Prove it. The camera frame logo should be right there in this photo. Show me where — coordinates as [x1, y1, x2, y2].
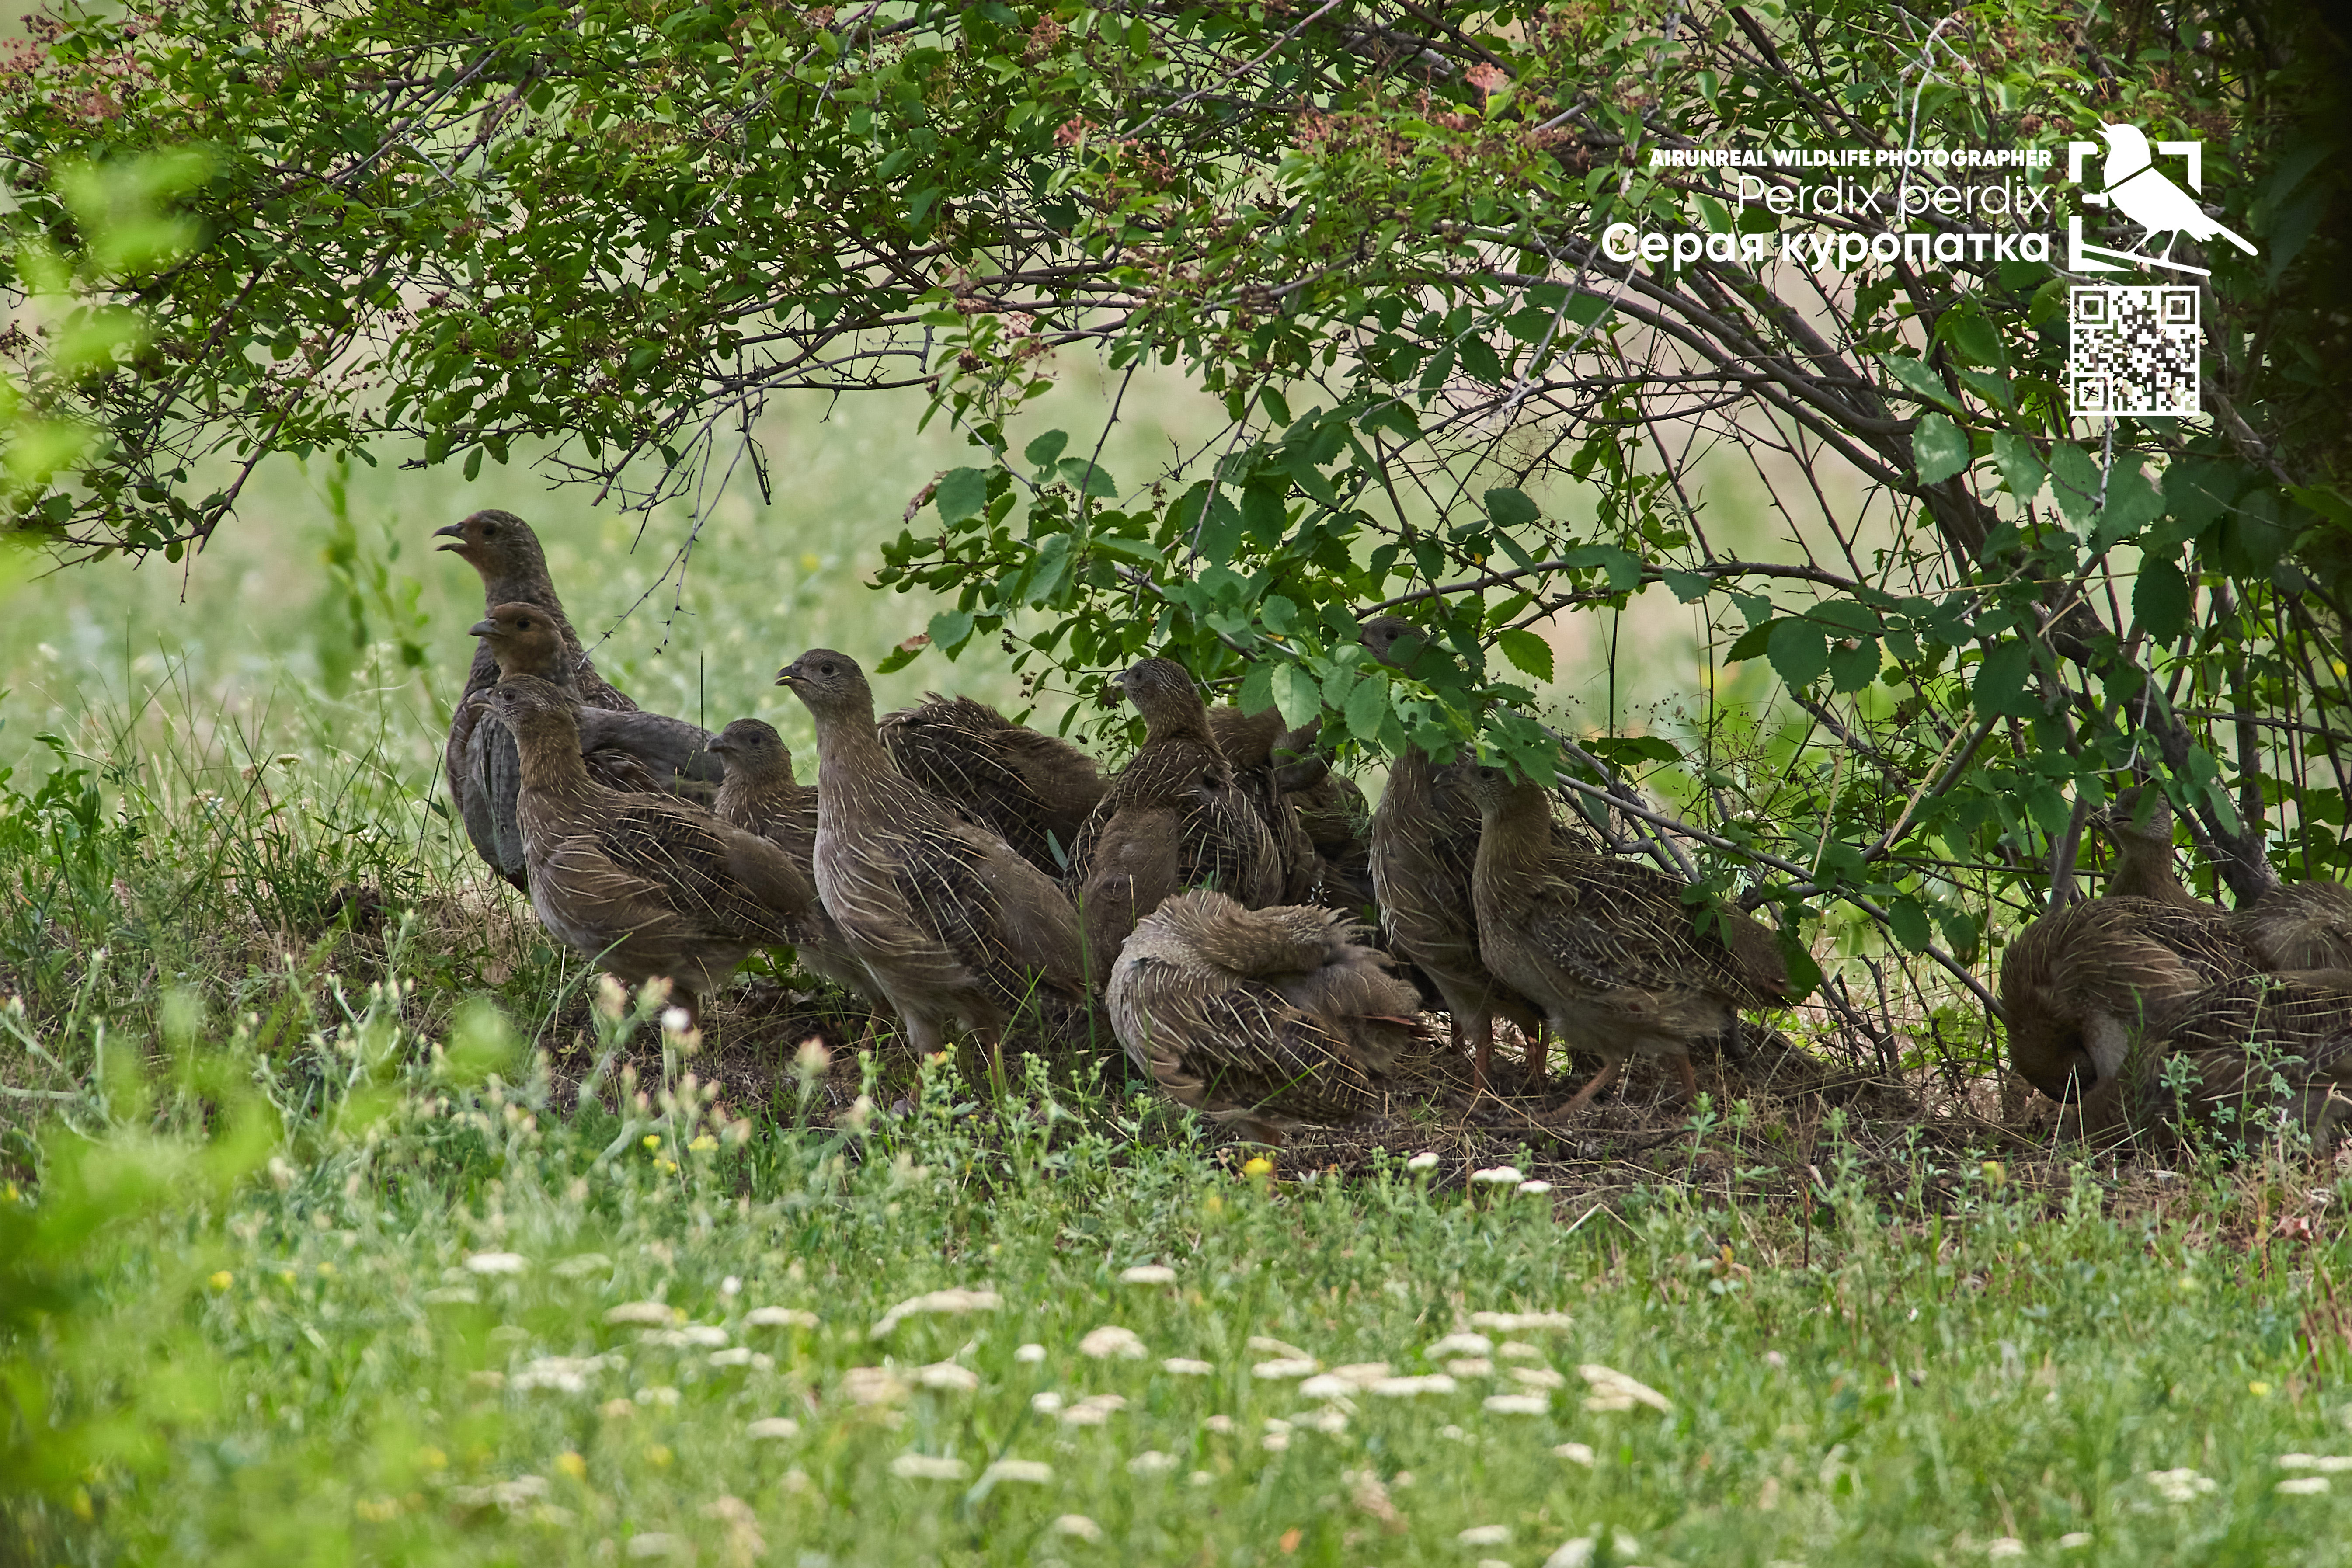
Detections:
[2062, 124, 2253, 419]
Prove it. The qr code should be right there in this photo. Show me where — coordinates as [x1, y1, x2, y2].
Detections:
[2069, 286, 2199, 417]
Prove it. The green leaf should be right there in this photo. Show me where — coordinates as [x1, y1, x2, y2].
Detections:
[1483, 487, 1540, 531]
[1343, 669, 1390, 737]
[1240, 483, 1288, 546]
[1661, 570, 1710, 603]
[1911, 414, 1969, 484]
[1884, 355, 1962, 414]
[1056, 456, 1118, 497]
[2100, 460, 2165, 539]
[1725, 618, 1777, 664]
[2046, 442, 2101, 530]
[1765, 619, 1829, 689]
[927, 609, 974, 653]
[1584, 734, 1680, 766]
[1238, 660, 1278, 719]
[1826, 636, 1881, 693]
[1495, 627, 1554, 682]
[1971, 639, 2036, 719]
[934, 467, 991, 524]
[1259, 386, 1292, 427]
[1940, 309, 2005, 369]
[1886, 895, 1933, 953]
[463, 446, 483, 482]
[1023, 429, 1070, 470]
[2133, 557, 2192, 642]
[874, 641, 925, 674]
[1273, 662, 1322, 729]
[1990, 433, 2046, 504]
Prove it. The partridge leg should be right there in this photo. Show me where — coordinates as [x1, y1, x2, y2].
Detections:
[1550, 1057, 1625, 1120]
[1671, 1052, 1698, 1102]
[1472, 1015, 1495, 1099]
[1523, 1024, 1548, 1094]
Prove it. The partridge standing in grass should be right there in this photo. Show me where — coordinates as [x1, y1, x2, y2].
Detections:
[1108, 889, 1423, 1144]
[438, 509, 637, 890]
[877, 693, 1105, 875]
[1207, 704, 1322, 903]
[778, 650, 1090, 1078]
[1360, 615, 1553, 1095]
[1068, 659, 1284, 981]
[467, 601, 721, 793]
[1459, 761, 1792, 1116]
[485, 677, 818, 1034]
[707, 717, 890, 1011]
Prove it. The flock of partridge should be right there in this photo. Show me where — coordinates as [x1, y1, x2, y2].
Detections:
[434, 510, 1794, 1141]
[434, 508, 2352, 1151]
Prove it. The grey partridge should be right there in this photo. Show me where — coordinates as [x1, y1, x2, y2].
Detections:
[438, 510, 637, 890]
[1459, 761, 1792, 1116]
[877, 693, 1105, 875]
[777, 649, 1091, 1078]
[484, 676, 818, 1033]
[1108, 889, 1422, 1144]
[1207, 703, 1322, 903]
[706, 717, 890, 1011]
[1068, 659, 1284, 982]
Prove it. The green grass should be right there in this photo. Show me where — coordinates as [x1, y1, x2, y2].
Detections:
[8, 984, 2352, 1568]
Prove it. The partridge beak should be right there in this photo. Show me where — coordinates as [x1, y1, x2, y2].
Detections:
[433, 522, 467, 552]
[774, 666, 799, 688]
[467, 617, 498, 638]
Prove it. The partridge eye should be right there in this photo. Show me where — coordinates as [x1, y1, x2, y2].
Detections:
[482, 524, 499, 536]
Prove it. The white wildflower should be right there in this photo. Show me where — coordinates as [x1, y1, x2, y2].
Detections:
[747, 1418, 799, 1439]
[1203, 1415, 1235, 1434]
[1447, 1359, 1496, 1378]
[1512, 1367, 1567, 1390]
[1987, 1539, 2027, 1558]
[914, 1361, 981, 1392]
[633, 1386, 681, 1407]
[605, 1302, 679, 1327]
[1578, 1364, 1671, 1412]
[1015, 1343, 1047, 1364]
[2057, 1533, 2093, 1550]
[1427, 1333, 1493, 1359]
[1406, 1151, 1440, 1172]
[1079, 1325, 1148, 1360]
[641, 1325, 728, 1349]
[1031, 1392, 1065, 1415]
[890, 1454, 968, 1481]
[1553, 1442, 1596, 1465]
[1370, 1374, 1458, 1397]
[2278, 1476, 2331, 1495]
[1469, 1165, 1525, 1186]
[1128, 1451, 1179, 1476]
[1484, 1394, 1551, 1415]
[1051, 1515, 1104, 1542]
[1246, 1335, 1310, 1358]
[1118, 1264, 1178, 1285]
[983, 1459, 1054, 1484]
[625, 1533, 685, 1558]
[1458, 1524, 1512, 1546]
[1262, 1429, 1291, 1453]
[743, 1307, 818, 1329]
[1472, 1311, 1574, 1332]
[551, 1254, 612, 1279]
[870, 1288, 1003, 1338]
[1162, 1357, 1215, 1376]
[512, 1356, 610, 1394]
[707, 1347, 756, 1368]
[841, 1367, 909, 1406]
[1520, 1180, 1555, 1195]
[1252, 1358, 1319, 1380]
[1060, 1394, 1127, 1427]
[2146, 1468, 2218, 1502]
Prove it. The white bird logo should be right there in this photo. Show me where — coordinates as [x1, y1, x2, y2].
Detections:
[2095, 123, 2256, 256]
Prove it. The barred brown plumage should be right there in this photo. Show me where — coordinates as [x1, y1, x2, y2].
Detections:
[2096, 783, 2352, 972]
[707, 717, 890, 1012]
[1067, 659, 1284, 984]
[1459, 761, 1791, 1118]
[484, 676, 818, 1034]
[1108, 889, 1422, 1144]
[779, 649, 1091, 1082]
[1206, 703, 1322, 904]
[877, 692, 1105, 875]
[438, 511, 640, 891]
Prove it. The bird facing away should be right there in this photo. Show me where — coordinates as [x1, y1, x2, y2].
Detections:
[1459, 762, 1792, 1116]
[2074, 969, 2352, 1156]
[1108, 889, 1423, 1144]
[484, 676, 818, 1034]
[437, 510, 637, 890]
[778, 649, 1090, 1076]
[1361, 615, 1548, 1095]
[2097, 123, 2256, 256]
[706, 717, 891, 1012]
[877, 694, 1105, 875]
[1068, 659, 1285, 983]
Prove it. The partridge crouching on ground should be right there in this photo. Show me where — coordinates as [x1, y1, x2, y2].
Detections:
[437, 510, 639, 889]
[484, 676, 818, 1034]
[707, 717, 890, 1012]
[1108, 890, 1423, 1144]
[779, 650, 1092, 1081]
[1459, 761, 1792, 1116]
